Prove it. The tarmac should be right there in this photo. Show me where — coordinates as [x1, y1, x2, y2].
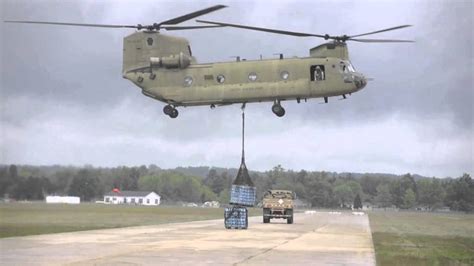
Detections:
[0, 211, 375, 265]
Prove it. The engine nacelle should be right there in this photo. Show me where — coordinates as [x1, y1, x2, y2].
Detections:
[150, 52, 191, 69]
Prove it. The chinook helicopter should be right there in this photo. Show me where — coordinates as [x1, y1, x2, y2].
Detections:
[5, 5, 413, 118]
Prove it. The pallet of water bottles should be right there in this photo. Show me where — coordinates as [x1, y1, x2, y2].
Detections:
[224, 206, 248, 229]
[229, 184, 256, 207]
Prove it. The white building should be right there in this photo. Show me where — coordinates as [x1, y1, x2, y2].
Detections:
[202, 201, 220, 208]
[104, 191, 161, 206]
[46, 196, 80, 204]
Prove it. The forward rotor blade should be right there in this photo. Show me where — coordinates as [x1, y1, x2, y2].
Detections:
[197, 20, 327, 38]
[162, 25, 224, 31]
[349, 38, 414, 43]
[4, 20, 137, 28]
[159, 5, 227, 25]
[349, 25, 412, 38]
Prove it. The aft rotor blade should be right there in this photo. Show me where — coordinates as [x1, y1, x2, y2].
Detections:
[349, 38, 414, 43]
[162, 25, 224, 31]
[349, 25, 412, 38]
[159, 5, 227, 25]
[4, 20, 137, 28]
[197, 19, 327, 38]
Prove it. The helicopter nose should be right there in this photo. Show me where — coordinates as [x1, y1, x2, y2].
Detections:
[354, 74, 367, 90]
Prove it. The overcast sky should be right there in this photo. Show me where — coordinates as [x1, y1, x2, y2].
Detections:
[1, 0, 472, 178]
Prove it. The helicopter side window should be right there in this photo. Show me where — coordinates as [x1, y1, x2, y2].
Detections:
[340, 62, 348, 74]
[310, 65, 325, 81]
[216, 74, 225, 84]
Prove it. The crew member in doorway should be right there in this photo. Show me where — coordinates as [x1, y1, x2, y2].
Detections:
[315, 65, 325, 81]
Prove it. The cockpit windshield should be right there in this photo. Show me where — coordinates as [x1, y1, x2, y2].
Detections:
[340, 61, 356, 73]
[346, 61, 356, 72]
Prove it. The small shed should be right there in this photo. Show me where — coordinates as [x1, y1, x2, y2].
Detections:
[104, 190, 160, 206]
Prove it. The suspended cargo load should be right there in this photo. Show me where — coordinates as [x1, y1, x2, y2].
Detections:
[229, 108, 256, 207]
[224, 206, 248, 229]
[230, 185, 256, 206]
[225, 107, 255, 229]
[230, 161, 256, 206]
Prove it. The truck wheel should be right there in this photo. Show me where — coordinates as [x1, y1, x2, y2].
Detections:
[286, 209, 294, 224]
[263, 208, 271, 224]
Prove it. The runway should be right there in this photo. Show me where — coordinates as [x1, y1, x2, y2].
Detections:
[0, 212, 375, 265]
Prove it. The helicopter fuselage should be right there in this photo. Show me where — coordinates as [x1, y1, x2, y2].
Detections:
[124, 56, 366, 107]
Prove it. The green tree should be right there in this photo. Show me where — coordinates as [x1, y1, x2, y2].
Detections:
[305, 178, 334, 207]
[417, 178, 445, 211]
[0, 167, 12, 196]
[68, 169, 100, 201]
[9, 165, 18, 179]
[360, 175, 380, 197]
[375, 184, 392, 208]
[200, 186, 217, 202]
[204, 169, 225, 194]
[445, 174, 473, 212]
[353, 194, 362, 209]
[334, 183, 353, 208]
[402, 188, 416, 209]
[347, 180, 363, 197]
[390, 174, 418, 208]
[51, 170, 75, 194]
[218, 188, 230, 204]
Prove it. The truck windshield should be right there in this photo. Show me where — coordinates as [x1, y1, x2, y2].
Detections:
[266, 192, 293, 199]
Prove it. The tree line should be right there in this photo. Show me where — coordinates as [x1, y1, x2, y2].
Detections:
[0, 164, 472, 212]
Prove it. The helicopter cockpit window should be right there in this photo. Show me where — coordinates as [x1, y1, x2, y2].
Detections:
[347, 61, 356, 72]
[340, 61, 355, 73]
[216, 74, 225, 84]
[310, 65, 325, 81]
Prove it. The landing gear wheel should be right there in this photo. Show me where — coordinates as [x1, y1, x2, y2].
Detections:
[163, 105, 173, 116]
[169, 108, 179, 118]
[272, 103, 285, 117]
[164, 105, 179, 118]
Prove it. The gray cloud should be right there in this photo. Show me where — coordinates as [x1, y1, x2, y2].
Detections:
[1, 0, 472, 177]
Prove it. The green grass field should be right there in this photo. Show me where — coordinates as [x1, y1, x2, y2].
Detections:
[0, 202, 260, 238]
[369, 211, 474, 266]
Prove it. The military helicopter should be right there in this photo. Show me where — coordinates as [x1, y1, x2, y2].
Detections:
[5, 5, 413, 118]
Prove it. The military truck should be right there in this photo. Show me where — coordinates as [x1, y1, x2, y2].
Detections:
[262, 190, 294, 224]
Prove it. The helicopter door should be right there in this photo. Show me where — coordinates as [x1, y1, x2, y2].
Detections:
[309, 65, 326, 96]
[310, 65, 325, 81]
